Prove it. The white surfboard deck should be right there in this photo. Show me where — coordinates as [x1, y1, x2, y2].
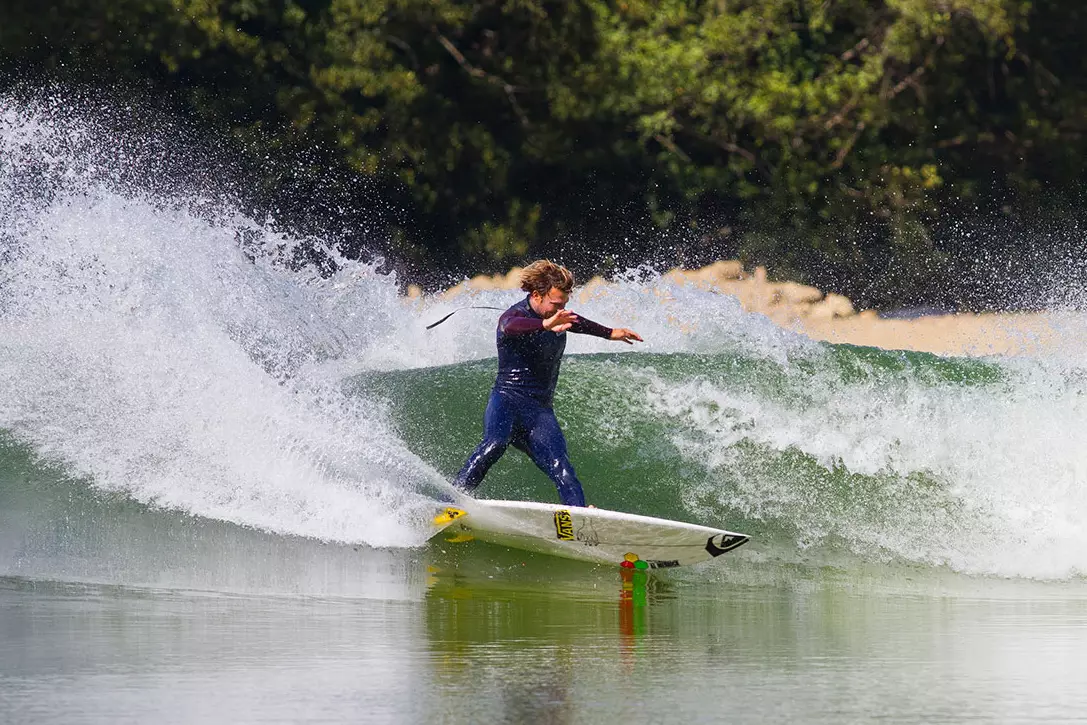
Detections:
[431, 499, 749, 569]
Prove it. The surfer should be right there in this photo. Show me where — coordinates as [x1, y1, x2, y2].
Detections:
[454, 260, 642, 506]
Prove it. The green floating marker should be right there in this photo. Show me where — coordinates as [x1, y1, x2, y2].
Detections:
[634, 560, 648, 570]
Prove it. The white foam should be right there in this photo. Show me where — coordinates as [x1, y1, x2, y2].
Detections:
[635, 347, 1087, 579]
[0, 97, 446, 547]
[5, 93, 1087, 579]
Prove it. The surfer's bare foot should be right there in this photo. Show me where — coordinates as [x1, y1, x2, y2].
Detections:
[587, 504, 596, 509]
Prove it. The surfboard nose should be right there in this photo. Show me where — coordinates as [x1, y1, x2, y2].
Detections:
[705, 533, 749, 557]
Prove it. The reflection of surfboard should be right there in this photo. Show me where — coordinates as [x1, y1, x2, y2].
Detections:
[431, 499, 749, 569]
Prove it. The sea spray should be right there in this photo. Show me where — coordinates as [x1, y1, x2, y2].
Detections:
[4, 91, 1087, 581]
[0, 92, 449, 546]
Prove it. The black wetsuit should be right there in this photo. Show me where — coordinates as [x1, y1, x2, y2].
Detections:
[454, 296, 613, 506]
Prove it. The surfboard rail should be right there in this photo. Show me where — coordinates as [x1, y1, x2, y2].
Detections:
[431, 499, 749, 568]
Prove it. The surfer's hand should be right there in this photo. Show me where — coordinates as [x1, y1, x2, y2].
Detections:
[610, 328, 643, 345]
[544, 309, 578, 333]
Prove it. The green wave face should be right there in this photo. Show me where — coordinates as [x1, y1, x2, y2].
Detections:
[0, 432, 437, 597]
[4, 94, 1087, 586]
[352, 347, 1044, 575]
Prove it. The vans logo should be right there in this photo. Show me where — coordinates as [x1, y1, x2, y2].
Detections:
[554, 510, 574, 540]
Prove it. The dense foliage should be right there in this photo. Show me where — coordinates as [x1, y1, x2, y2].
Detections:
[3, 0, 1085, 307]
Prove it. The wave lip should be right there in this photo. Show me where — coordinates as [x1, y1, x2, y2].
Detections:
[1, 92, 448, 548]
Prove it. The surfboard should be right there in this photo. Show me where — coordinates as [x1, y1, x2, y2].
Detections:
[431, 499, 749, 569]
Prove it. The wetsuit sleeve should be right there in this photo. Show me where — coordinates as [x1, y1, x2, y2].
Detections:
[498, 308, 544, 336]
[569, 316, 613, 339]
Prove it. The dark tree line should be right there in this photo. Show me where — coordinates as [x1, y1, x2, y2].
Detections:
[3, 0, 1085, 308]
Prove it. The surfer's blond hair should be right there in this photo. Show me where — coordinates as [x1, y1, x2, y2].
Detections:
[520, 260, 574, 296]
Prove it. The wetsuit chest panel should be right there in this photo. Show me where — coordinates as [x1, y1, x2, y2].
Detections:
[494, 298, 566, 404]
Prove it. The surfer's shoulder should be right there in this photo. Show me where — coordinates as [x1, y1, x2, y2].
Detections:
[498, 297, 543, 335]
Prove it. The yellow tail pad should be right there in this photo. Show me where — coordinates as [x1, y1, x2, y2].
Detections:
[433, 507, 467, 527]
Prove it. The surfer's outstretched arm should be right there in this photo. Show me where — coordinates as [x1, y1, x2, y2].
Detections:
[569, 316, 642, 345]
[499, 307, 582, 335]
[607, 327, 642, 344]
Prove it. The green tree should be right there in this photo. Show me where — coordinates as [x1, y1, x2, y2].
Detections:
[3, 0, 1085, 307]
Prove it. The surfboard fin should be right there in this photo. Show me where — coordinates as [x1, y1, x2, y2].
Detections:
[444, 533, 475, 543]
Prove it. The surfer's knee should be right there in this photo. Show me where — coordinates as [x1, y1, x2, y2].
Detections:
[526, 429, 566, 466]
[549, 456, 577, 479]
[455, 438, 510, 491]
[544, 459, 585, 507]
[478, 438, 509, 461]
[465, 439, 508, 474]
[556, 480, 586, 508]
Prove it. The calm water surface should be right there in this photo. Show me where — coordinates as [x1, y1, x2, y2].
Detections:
[3, 544, 1087, 724]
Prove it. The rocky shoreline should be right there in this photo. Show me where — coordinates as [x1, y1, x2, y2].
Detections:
[412, 261, 1063, 357]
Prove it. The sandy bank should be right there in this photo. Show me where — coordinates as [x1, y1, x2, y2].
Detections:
[417, 261, 1065, 357]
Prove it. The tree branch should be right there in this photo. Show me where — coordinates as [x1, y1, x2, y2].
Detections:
[886, 66, 926, 98]
[883, 36, 945, 100]
[434, 30, 529, 127]
[824, 97, 860, 131]
[832, 122, 866, 169]
[669, 122, 765, 178]
[653, 134, 691, 162]
[935, 134, 969, 148]
[385, 34, 418, 69]
[840, 37, 871, 62]
[715, 137, 758, 165]
[839, 183, 867, 200]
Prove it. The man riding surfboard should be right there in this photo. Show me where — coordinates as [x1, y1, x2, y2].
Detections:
[454, 260, 642, 506]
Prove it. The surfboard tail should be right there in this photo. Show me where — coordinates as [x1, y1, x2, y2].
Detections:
[432, 507, 467, 529]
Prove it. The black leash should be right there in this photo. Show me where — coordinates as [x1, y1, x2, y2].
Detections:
[425, 305, 505, 330]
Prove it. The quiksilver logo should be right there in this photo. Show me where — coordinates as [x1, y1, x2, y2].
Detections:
[705, 533, 748, 557]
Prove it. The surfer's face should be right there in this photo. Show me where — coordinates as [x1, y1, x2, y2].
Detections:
[532, 287, 570, 318]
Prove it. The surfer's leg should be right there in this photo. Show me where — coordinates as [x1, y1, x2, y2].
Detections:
[525, 408, 586, 507]
[454, 391, 514, 493]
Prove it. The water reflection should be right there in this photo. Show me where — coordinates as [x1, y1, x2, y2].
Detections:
[419, 543, 1087, 724]
[618, 568, 647, 671]
[4, 542, 1087, 724]
[7, 491, 1087, 725]
[420, 544, 688, 724]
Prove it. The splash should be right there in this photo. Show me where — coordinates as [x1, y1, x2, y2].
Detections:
[0, 92, 449, 546]
[4, 91, 1087, 582]
[629, 349, 1087, 580]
